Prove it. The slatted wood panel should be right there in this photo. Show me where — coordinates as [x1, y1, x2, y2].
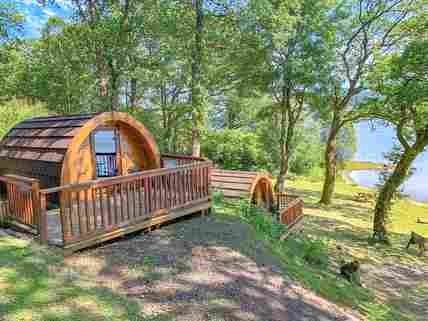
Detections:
[40, 161, 212, 247]
[0, 175, 40, 228]
[212, 170, 257, 197]
[276, 193, 304, 226]
[211, 169, 274, 209]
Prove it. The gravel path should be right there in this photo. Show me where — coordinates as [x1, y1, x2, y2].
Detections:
[65, 213, 365, 321]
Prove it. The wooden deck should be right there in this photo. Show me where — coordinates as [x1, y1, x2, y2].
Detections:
[46, 196, 211, 251]
[1, 159, 212, 254]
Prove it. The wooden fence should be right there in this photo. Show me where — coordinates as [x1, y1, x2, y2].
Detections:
[39, 160, 212, 251]
[0, 175, 40, 229]
[276, 193, 304, 226]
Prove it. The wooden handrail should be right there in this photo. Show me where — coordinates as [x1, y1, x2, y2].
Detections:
[161, 153, 206, 161]
[41, 160, 213, 195]
[0, 174, 38, 185]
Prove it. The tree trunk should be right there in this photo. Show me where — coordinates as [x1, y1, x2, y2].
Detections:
[276, 153, 289, 192]
[130, 78, 137, 109]
[191, 0, 204, 157]
[373, 148, 418, 242]
[320, 124, 338, 205]
[110, 69, 119, 111]
[276, 105, 294, 193]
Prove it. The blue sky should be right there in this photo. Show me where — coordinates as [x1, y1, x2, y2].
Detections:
[13, 0, 71, 38]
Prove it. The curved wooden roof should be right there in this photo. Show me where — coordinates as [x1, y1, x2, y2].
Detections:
[0, 112, 160, 167]
[0, 113, 100, 163]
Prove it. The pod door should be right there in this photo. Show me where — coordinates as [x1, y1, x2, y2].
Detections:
[93, 129, 119, 178]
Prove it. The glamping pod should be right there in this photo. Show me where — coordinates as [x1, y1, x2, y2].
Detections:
[0, 112, 161, 188]
[211, 169, 274, 210]
[0, 113, 212, 253]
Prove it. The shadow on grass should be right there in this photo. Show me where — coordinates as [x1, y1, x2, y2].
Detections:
[0, 237, 140, 321]
[285, 183, 428, 321]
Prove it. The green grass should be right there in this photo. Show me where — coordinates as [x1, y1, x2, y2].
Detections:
[215, 175, 428, 321]
[289, 176, 427, 321]
[215, 199, 376, 314]
[0, 237, 141, 321]
[342, 160, 386, 171]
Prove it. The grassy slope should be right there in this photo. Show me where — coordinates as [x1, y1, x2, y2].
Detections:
[216, 174, 428, 321]
[285, 176, 428, 321]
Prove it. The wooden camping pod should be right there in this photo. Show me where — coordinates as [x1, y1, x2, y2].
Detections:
[211, 169, 274, 210]
[0, 112, 161, 189]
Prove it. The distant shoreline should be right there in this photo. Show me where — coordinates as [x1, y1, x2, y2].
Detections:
[344, 168, 428, 204]
[343, 160, 389, 171]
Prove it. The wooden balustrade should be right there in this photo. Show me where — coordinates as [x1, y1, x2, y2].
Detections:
[95, 153, 117, 177]
[276, 193, 304, 226]
[161, 154, 206, 168]
[40, 160, 212, 248]
[0, 175, 40, 229]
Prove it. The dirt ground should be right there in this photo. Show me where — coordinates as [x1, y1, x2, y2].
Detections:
[64, 213, 364, 321]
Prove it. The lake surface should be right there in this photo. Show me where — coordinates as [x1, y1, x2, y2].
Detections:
[352, 122, 428, 202]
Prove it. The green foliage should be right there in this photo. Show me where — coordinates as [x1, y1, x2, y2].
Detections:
[212, 190, 224, 207]
[0, 99, 48, 138]
[258, 118, 324, 175]
[301, 238, 329, 267]
[202, 129, 269, 171]
[238, 199, 286, 241]
[289, 122, 324, 175]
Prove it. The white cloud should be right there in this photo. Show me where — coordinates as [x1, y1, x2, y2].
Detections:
[43, 8, 56, 17]
[22, 0, 38, 5]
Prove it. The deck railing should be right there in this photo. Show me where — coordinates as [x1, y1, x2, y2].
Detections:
[276, 193, 304, 226]
[161, 154, 206, 168]
[95, 153, 117, 177]
[0, 175, 40, 229]
[39, 160, 212, 247]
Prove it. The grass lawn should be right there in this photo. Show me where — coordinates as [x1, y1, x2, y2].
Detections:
[284, 175, 428, 321]
[0, 237, 140, 321]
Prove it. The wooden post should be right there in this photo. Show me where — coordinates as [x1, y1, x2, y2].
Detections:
[61, 190, 72, 244]
[39, 193, 48, 244]
[31, 180, 40, 228]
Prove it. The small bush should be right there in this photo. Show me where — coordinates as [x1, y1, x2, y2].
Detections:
[212, 190, 224, 206]
[238, 199, 286, 241]
[301, 238, 329, 267]
[236, 199, 329, 268]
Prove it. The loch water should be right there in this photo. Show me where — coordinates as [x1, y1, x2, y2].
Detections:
[351, 122, 428, 203]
